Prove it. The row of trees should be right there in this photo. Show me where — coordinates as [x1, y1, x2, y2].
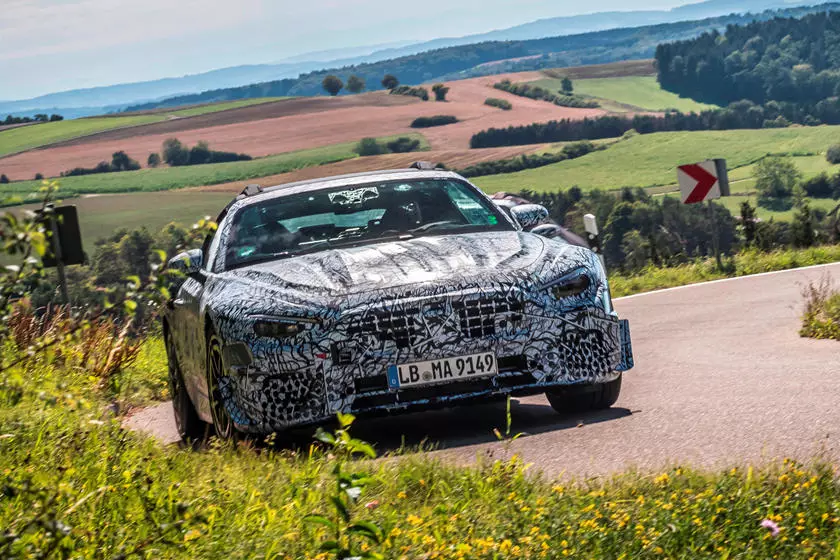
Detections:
[321, 74, 410, 97]
[3, 114, 63, 125]
[61, 151, 141, 177]
[160, 138, 251, 167]
[656, 11, 840, 107]
[469, 97, 840, 148]
[492, 79, 598, 108]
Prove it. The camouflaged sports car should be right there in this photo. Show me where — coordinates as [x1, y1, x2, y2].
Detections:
[163, 167, 634, 440]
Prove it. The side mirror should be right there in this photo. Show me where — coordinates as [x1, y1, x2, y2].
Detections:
[510, 204, 549, 230]
[168, 248, 203, 277]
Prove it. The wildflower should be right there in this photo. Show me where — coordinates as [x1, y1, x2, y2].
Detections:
[397, 491, 407, 499]
[761, 519, 781, 537]
[654, 473, 669, 485]
[407, 514, 423, 526]
[364, 500, 380, 510]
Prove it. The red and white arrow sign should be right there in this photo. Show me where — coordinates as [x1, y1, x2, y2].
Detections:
[678, 160, 721, 204]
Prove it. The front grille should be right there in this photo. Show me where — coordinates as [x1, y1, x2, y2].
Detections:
[346, 294, 523, 349]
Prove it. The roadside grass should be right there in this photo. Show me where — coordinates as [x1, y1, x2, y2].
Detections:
[610, 245, 840, 297]
[527, 76, 719, 113]
[0, 115, 166, 157]
[472, 126, 840, 195]
[0, 133, 429, 203]
[3, 346, 840, 558]
[800, 274, 840, 340]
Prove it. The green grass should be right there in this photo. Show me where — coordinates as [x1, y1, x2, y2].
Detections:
[528, 76, 719, 113]
[3, 334, 840, 558]
[0, 116, 166, 157]
[610, 245, 840, 297]
[0, 133, 429, 204]
[473, 126, 840, 195]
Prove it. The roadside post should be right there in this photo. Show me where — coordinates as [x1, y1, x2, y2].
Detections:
[37, 204, 85, 305]
[678, 159, 730, 270]
[583, 213, 607, 272]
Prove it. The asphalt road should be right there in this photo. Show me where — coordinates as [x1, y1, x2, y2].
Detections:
[126, 263, 840, 477]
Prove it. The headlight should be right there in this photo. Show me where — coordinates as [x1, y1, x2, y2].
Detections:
[251, 315, 319, 338]
[542, 271, 591, 300]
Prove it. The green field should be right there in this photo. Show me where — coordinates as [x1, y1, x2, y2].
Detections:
[527, 76, 719, 113]
[0, 98, 290, 157]
[473, 126, 840, 194]
[0, 133, 429, 204]
[0, 115, 166, 157]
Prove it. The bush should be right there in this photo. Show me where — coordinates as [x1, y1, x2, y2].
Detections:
[457, 141, 598, 178]
[390, 86, 428, 101]
[484, 98, 512, 110]
[147, 152, 161, 168]
[800, 275, 840, 340]
[34, 173, 43, 180]
[432, 83, 449, 101]
[826, 144, 840, 164]
[0, 174, 8, 184]
[410, 115, 458, 128]
[162, 138, 250, 167]
[355, 138, 386, 156]
[62, 151, 142, 177]
[801, 173, 835, 198]
[755, 156, 802, 203]
[386, 137, 421, 153]
[381, 74, 399, 90]
[492, 79, 599, 109]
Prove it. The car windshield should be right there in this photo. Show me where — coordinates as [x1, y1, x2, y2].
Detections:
[223, 178, 514, 269]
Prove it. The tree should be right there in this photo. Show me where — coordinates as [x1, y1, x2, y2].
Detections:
[322, 75, 343, 96]
[381, 74, 399, 90]
[111, 151, 140, 171]
[432, 83, 450, 101]
[561, 77, 574, 94]
[147, 152, 161, 167]
[162, 138, 189, 167]
[355, 138, 385, 156]
[827, 144, 840, 164]
[791, 197, 816, 247]
[49, 114, 63, 122]
[739, 200, 757, 245]
[0, 174, 8, 184]
[346, 75, 366, 94]
[755, 156, 801, 202]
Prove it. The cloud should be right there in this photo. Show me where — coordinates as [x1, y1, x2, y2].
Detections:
[0, 0, 261, 61]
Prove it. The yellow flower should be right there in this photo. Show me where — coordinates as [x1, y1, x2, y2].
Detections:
[654, 473, 670, 485]
[397, 491, 407, 499]
[406, 514, 423, 526]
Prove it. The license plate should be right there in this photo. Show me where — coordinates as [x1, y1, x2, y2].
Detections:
[387, 352, 497, 389]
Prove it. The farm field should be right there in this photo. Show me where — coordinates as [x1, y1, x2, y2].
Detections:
[472, 126, 840, 194]
[0, 115, 166, 158]
[19, 191, 235, 250]
[0, 74, 605, 180]
[0, 134, 429, 203]
[542, 59, 656, 80]
[153, 97, 290, 118]
[528, 76, 720, 113]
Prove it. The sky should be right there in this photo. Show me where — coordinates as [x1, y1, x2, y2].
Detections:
[0, 0, 687, 101]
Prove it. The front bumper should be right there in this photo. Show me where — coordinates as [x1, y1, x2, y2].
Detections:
[218, 304, 634, 434]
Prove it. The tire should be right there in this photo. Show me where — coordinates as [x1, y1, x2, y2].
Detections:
[206, 334, 238, 440]
[545, 374, 622, 414]
[164, 329, 205, 442]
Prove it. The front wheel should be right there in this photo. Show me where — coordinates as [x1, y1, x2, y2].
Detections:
[164, 329, 205, 442]
[206, 335, 239, 440]
[545, 374, 622, 414]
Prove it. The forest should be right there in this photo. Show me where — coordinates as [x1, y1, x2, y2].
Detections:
[656, 9, 840, 105]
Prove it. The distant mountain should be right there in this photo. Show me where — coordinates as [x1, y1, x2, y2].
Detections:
[0, 0, 815, 117]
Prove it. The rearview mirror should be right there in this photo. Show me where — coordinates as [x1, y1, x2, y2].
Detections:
[510, 204, 549, 230]
[168, 248, 203, 276]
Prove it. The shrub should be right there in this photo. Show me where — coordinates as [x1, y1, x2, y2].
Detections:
[147, 152, 161, 168]
[162, 138, 250, 167]
[826, 144, 840, 164]
[484, 98, 512, 110]
[163, 138, 189, 166]
[62, 151, 141, 177]
[355, 138, 386, 156]
[801, 173, 834, 198]
[493, 79, 599, 108]
[432, 83, 449, 101]
[0, 174, 8, 184]
[800, 274, 840, 340]
[386, 137, 421, 153]
[410, 115, 458, 128]
[755, 156, 802, 203]
[34, 173, 43, 180]
[390, 86, 429, 101]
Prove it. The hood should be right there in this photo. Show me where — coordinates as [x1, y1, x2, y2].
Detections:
[222, 232, 560, 298]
